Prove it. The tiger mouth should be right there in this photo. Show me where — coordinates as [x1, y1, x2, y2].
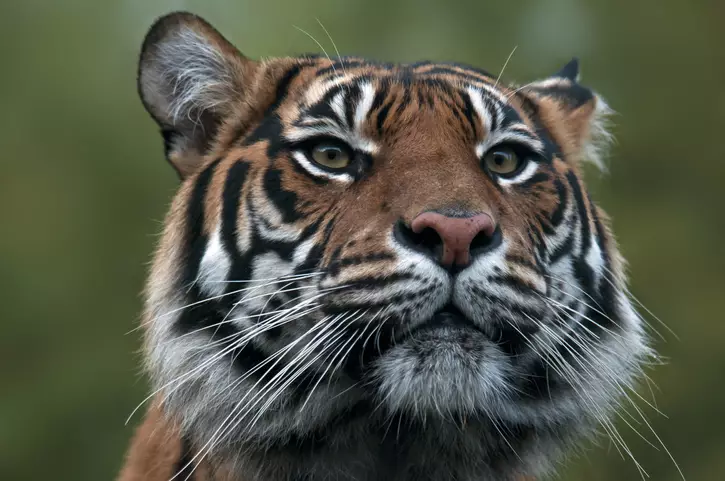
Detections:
[399, 303, 485, 340]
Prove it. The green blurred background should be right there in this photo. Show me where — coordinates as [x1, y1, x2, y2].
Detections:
[1, 0, 723, 480]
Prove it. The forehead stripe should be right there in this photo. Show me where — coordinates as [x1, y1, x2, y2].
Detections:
[354, 82, 376, 131]
[330, 91, 346, 126]
[304, 75, 352, 106]
[466, 86, 493, 134]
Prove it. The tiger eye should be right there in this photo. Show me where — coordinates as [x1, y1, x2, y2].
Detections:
[311, 144, 351, 169]
[483, 147, 521, 175]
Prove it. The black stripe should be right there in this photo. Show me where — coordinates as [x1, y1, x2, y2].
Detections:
[271, 64, 305, 111]
[335, 272, 414, 290]
[220, 160, 255, 309]
[487, 274, 541, 296]
[304, 84, 346, 125]
[549, 178, 568, 227]
[235, 64, 306, 145]
[538, 211, 556, 236]
[527, 222, 547, 260]
[469, 286, 542, 320]
[295, 215, 335, 275]
[589, 196, 619, 332]
[459, 90, 478, 138]
[498, 103, 523, 130]
[566, 171, 596, 294]
[305, 100, 339, 125]
[343, 84, 361, 129]
[395, 89, 412, 116]
[549, 233, 575, 263]
[325, 285, 436, 314]
[264, 167, 300, 223]
[566, 171, 591, 253]
[416, 89, 426, 109]
[439, 96, 465, 132]
[180, 159, 222, 289]
[486, 97, 500, 131]
[572, 257, 595, 298]
[175, 436, 196, 481]
[331, 252, 395, 269]
[176, 159, 222, 333]
[518, 172, 550, 189]
[375, 97, 394, 135]
[370, 83, 389, 117]
[530, 83, 595, 109]
[513, 92, 561, 161]
[220, 161, 249, 257]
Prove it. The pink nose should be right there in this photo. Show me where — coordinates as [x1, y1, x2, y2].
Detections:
[411, 212, 496, 267]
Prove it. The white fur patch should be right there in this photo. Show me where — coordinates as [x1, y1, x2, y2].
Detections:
[198, 228, 231, 296]
[155, 27, 236, 124]
[498, 160, 540, 187]
[290, 151, 354, 183]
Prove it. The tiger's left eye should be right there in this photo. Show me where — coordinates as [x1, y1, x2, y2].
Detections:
[483, 147, 521, 176]
[310, 143, 352, 170]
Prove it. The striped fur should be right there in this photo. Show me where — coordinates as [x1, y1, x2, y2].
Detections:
[121, 12, 651, 481]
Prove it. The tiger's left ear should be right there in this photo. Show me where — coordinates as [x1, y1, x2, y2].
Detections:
[138, 12, 260, 179]
[522, 58, 612, 170]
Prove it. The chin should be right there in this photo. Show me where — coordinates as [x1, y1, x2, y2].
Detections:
[370, 309, 517, 418]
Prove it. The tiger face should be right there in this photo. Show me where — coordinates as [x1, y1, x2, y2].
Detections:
[137, 12, 651, 481]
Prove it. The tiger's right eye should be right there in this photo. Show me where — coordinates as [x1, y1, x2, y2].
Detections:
[310, 143, 352, 170]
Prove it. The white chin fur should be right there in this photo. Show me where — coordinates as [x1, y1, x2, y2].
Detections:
[370, 327, 515, 417]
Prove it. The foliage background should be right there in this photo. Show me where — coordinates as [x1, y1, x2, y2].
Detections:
[1, 1, 723, 480]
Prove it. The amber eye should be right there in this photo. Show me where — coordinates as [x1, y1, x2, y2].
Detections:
[483, 147, 521, 176]
[310, 142, 352, 170]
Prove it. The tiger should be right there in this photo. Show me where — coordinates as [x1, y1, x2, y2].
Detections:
[118, 11, 652, 481]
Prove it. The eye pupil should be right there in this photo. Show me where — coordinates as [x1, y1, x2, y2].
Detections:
[326, 150, 337, 160]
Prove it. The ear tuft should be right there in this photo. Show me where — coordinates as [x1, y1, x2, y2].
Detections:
[581, 95, 615, 173]
[138, 12, 256, 178]
[554, 57, 580, 82]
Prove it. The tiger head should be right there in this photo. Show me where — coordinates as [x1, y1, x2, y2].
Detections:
[137, 12, 651, 480]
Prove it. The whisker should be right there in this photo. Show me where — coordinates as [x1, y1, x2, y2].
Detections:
[172, 314, 342, 478]
[204, 314, 360, 464]
[128, 272, 325, 334]
[294, 25, 337, 76]
[494, 45, 518, 89]
[504, 81, 537, 100]
[519, 312, 648, 476]
[299, 309, 374, 412]
[126, 287, 345, 424]
[316, 18, 347, 77]
[599, 264, 679, 340]
[622, 391, 686, 481]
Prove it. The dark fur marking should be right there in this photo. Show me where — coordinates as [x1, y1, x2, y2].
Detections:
[264, 168, 301, 223]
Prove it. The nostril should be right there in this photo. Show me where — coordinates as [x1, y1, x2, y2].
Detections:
[415, 227, 443, 251]
[470, 226, 503, 257]
[394, 221, 444, 259]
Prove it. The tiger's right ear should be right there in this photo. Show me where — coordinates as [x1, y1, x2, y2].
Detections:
[138, 12, 258, 179]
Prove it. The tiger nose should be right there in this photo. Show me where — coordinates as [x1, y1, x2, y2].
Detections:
[409, 212, 497, 268]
